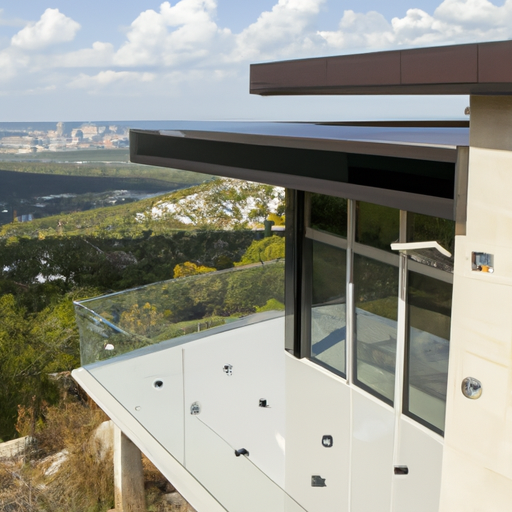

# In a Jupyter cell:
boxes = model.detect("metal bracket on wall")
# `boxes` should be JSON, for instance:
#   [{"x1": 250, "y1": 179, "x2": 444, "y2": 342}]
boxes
[{"x1": 311, "y1": 475, "x2": 326, "y2": 487}]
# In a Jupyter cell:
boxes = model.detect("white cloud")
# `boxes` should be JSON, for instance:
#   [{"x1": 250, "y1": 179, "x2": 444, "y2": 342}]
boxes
[
  {"x1": 431, "y1": 0, "x2": 512, "y2": 40},
  {"x1": 114, "y1": 0, "x2": 229, "y2": 67},
  {"x1": 11, "y1": 8, "x2": 80, "y2": 50},
  {"x1": 0, "y1": 51, "x2": 21, "y2": 82},
  {"x1": 112, "y1": 0, "x2": 326, "y2": 69},
  {"x1": 230, "y1": 0, "x2": 326, "y2": 62},
  {"x1": 318, "y1": 10, "x2": 393, "y2": 49},
  {"x1": 0, "y1": 45, "x2": 33, "y2": 83},
  {"x1": 435, "y1": 0, "x2": 506, "y2": 25},
  {"x1": 69, "y1": 70, "x2": 155, "y2": 90},
  {"x1": 54, "y1": 42, "x2": 115, "y2": 68},
  {"x1": 318, "y1": 0, "x2": 512, "y2": 50},
  {"x1": 2, "y1": 0, "x2": 512, "y2": 118}
]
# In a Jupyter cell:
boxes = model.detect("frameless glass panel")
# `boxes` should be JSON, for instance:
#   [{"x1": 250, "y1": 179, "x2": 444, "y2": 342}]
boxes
[
  {"x1": 310, "y1": 240, "x2": 347, "y2": 375},
  {"x1": 406, "y1": 271, "x2": 452, "y2": 434},
  {"x1": 310, "y1": 193, "x2": 347, "y2": 238},
  {"x1": 354, "y1": 254, "x2": 399, "y2": 404},
  {"x1": 75, "y1": 261, "x2": 285, "y2": 365},
  {"x1": 356, "y1": 202, "x2": 399, "y2": 252}
]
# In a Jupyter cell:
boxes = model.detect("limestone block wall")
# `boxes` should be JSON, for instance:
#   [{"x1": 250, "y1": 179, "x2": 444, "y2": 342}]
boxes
[{"x1": 440, "y1": 95, "x2": 512, "y2": 511}]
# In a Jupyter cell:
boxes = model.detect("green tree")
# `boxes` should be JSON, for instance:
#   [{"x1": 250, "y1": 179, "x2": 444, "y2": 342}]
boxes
[
  {"x1": 173, "y1": 261, "x2": 216, "y2": 278},
  {"x1": 236, "y1": 236, "x2": 285, "y2": 266},
  {"x1": 0, "y1": 293, "x2": 80, "y2": 441},
  {"x1": 119, "y1": 303, "x2": 163, "y2": 337}
]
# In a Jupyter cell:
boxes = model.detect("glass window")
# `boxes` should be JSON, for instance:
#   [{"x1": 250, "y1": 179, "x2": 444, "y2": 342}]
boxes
[
  {"x1": 303, "y1": 194, "x2": 454, "y2": 427},
  {"x1": 409, "y1": 212, "x2": 455, "y2": 254},
  {"x1": 405, "y1": 271, "x2": 452, "y2": 433},
  {"x1": 407, "y1": 212, "x2": 455, "y2": 273},
  {"x1": 310, "y1": 240, "x2": 346, "y2": 375},
  {"x1": 356, "y1": 202, "x2": 399, "y2": 252},
  {"x1": 353, "y1": 254, "x2": 399, "y2": 404},
  {"x1": 310, "y1": 194, "x2": 347, "y2": 238}
]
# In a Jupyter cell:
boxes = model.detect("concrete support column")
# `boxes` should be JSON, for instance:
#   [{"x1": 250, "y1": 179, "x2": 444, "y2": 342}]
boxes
[
  {"x1": 439, "y1": 95, "x2": 512, "y2": 511},
  {"x1": 113, "y1": 425, "x2": 146, "y2": 512}
]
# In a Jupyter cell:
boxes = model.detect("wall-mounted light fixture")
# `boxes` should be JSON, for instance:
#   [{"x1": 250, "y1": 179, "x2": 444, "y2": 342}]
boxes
[{"x1": 461, "y1": 377, "x2": 482, "y2": 399}]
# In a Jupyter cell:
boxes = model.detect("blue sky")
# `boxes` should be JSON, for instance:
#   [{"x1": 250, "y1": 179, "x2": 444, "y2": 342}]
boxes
[{"x1": 0, "y1": 0, "x2": 510, "y2": 122}]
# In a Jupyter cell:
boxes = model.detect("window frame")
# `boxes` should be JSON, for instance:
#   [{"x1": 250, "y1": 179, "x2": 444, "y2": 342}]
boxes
[{"x1": 287, "y1": 189, "x2": 455, "y2": 435}]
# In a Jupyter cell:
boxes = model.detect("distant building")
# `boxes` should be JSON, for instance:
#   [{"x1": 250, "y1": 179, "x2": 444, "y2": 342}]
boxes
[
  {"x1": 0, "y1": 136, "x2": 37, "y2": 148},
  {"x1": 111, "y1": 138, "x2": 129, "y2": 148},
  {"x1": 71, "y1": 129, "x2": 84, "y2": 142},
  {"x1": 80, "y1": 125, "x2": 99, "y2": 138},
  {"x1": 56, "y1": 122, "x2": 65, "y2": 137}
]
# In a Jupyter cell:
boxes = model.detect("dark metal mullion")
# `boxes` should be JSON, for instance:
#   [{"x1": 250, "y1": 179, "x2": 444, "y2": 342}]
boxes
[
  {"x1": 301, "y1": 237, "x2": 313, "y2": 359},
  {"x1": 284, "y1": 189, "x2": 307, "y2": 358},
  {"x1": 285, "y1": 189, "x2": 297, "y2": 355},
  {"x1": 299, "y1": 192, "x2": 312, "y2": 359}
]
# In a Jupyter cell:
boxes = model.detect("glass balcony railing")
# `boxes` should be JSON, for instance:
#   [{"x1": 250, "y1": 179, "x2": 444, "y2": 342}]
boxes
[{"x1": 75, "y1": 260, "x2": 285, "y2": 366}]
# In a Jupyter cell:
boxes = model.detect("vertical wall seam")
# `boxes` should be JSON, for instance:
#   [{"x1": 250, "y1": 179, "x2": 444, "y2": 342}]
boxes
[
  {"x1": 390, "y1": 212, "x2": 409, "y2": 511},
  {"x1": 476, "y1": 43, "x2": 480, "y2": 83}
]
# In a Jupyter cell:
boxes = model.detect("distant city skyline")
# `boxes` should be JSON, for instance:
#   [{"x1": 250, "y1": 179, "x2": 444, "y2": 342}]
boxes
[
  {"x1": 0, "y1": 121, "x2": 129, "y2": 154},
  {"x1": 1, "y1": 0, "x2": 510, "y2": 122}
]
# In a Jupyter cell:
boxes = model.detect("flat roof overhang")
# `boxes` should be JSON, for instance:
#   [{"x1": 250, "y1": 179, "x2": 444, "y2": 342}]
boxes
[
  {"x1": 250, "y1": 40, "x2": 512, "y2": 96},
  {"x1": 130, "y1": 122, "x2": 469, "y2": 220}
]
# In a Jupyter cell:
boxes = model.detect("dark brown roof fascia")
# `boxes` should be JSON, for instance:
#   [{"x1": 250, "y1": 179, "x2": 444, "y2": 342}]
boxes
[{"x1": 250, "y1": 40, "x2": 512, "y2": 96}]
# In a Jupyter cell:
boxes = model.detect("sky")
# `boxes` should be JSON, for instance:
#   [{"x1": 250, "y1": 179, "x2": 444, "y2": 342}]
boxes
[{"x1": 0, "y1": 0, "x2": 511, "y2": 123}]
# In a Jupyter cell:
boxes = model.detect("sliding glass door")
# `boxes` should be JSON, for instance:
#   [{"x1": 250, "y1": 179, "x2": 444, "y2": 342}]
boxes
[{"x1": 302, "y1": 193, "x2": 454, "y2": 434}]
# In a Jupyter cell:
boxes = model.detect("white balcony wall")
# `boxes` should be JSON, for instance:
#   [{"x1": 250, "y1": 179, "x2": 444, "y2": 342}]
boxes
[
  {"x1": 74, "y1": 308, "x2": 445, "y2": 511},
  {"x1": 85, "y1": 345, "x2": 186, "y2": 463},
  {"x1": 74, "y1": 316, "x2": 289, "y2": 512},
  {"x1": 284, "y1": 355, "x2": 351, "y2": 512},
  {"x1": 183, "y1": 318, "x2": 286, "y2": 487},
  {"x1": 393, "y1": 417, "x2": 443, "y2": 512}
]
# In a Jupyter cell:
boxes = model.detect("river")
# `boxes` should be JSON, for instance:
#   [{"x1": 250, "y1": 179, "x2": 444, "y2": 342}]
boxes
[{"x1": 0, "y1": 168, "x2": 179, "y2": 226}]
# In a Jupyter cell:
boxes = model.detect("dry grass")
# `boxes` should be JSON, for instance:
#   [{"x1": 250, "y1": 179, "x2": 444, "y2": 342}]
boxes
[
  {"x1": 0, "y1": 460, "x2": 39, "y2": 512},
  {"x1": 1, "y1": 399, "x2": 113, "y2": 512},
  {"x1": 1, "y1": 394, "x2": 193, "y2": 512}
]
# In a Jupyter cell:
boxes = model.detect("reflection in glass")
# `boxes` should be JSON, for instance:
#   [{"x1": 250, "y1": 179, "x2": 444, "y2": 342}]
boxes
[
  {"x1": 406, "y1": 271, "x2": 452, "y2": 433},
  {"x1": 408, "y1": 212, "x2": 455, "y2": 273},
  {"x1": 354, "y1": 254, "x2": 399, "y2": 404},
  {"x1": 410, "y1": 212, "x2": 455, "y2": 254},
  {"x1": 356, "y1": 202, "x2": 399, "y2": 252},
  {"x1": 75, "y1": 261, "x2": 285, "y2": 365},
  {"x1": 310, "y1": 194, "x2": 347, "y2": 238},
  {"x1": 310, "y1": 240, "x2": 346, "y2": 375}
]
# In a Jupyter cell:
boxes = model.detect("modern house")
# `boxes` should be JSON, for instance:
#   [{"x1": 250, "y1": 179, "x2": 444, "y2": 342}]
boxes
[{"x1": 72, "y1": 40, "x2": 512, "y2": 512}]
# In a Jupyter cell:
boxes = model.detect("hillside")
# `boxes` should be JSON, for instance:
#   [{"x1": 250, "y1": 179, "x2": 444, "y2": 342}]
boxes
[
  {"x1": 137, "y1": 178, "x2": 284, "y2": 230},
  {"x1": 0, "y1": 178, "x2": 285, "y2": 239},
  {"x1": 0, "y1": 176, "x2": 286, "y2": 441}
]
